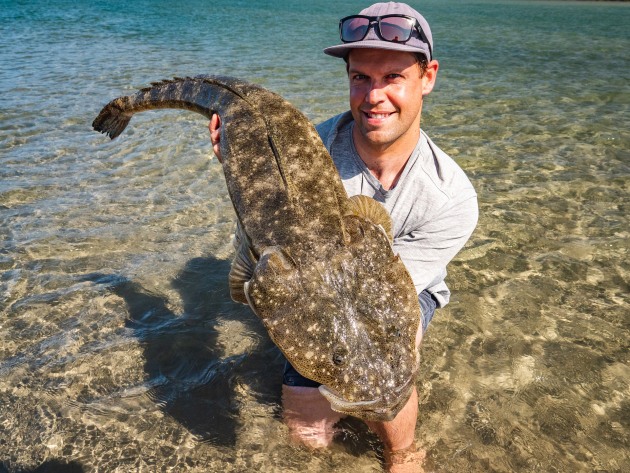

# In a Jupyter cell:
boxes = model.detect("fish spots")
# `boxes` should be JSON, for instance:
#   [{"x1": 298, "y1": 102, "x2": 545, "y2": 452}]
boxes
[
  {"x1": 225, "y1": 82, "x2": 419, "y2": 419},
  {"x1": 96, "y1": 74, "x2": 420, "y2": 420}
]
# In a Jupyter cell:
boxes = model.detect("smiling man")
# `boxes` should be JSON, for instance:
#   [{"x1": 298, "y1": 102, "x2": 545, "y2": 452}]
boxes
[
  {"x1": 281, "y1": 2, "x2": 478, "y2": 472},
  {"x1": 210, "y1": 2, "x2": 478, "y2": 471}
]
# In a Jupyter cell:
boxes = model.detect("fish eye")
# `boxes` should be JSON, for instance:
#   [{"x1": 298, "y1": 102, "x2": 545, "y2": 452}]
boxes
[
  {"x1": 332, "y1": 346, "x2": 348, "y2": 366},
  {"x1": 387, "y1": 326, "x2": 402, "y2": 338}
]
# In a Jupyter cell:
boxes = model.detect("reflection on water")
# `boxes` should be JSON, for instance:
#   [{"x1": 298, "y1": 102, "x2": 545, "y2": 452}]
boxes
[{"x1": 1, "y1": 0, "x2": 629, "y2": 471}]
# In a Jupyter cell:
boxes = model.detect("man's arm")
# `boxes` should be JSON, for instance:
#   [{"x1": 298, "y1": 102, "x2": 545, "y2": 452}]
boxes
[{"x1": 394, "y1": 188, "x2": 478, "y2": 306}]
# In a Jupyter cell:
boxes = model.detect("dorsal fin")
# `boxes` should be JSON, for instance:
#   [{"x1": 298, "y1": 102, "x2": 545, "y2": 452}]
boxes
[
  {"x1": 345, "y1": 195, "x2": 393, "y2": 241},
  {"x1": 229, "y1": 226, "x2": 258, "y2": 304}
]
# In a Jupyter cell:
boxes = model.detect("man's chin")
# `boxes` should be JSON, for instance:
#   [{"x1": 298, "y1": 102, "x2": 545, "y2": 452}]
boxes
[{"x1": 358, "y1": 127, "x2": 396, "y2": 147}]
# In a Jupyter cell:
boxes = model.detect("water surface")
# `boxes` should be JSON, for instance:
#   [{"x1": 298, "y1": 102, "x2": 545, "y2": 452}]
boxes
[{"x1": 1, "y1": 0, "x2": 629, "y2": 471}]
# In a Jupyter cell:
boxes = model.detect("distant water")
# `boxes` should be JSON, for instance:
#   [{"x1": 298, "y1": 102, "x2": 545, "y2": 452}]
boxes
[{"x1": 1, "y1": 0, "x2": 629, "y2": 472}]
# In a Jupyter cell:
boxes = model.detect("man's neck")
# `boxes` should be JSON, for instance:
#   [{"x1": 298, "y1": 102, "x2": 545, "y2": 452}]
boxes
[{"x1": 352, "y1": 127, "x2": 421, "y2": 191}]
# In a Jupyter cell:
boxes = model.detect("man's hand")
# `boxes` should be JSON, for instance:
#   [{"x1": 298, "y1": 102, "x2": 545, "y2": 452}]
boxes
[{"x1": 209, "y1": 114, "x2": 223, "y2": 163}]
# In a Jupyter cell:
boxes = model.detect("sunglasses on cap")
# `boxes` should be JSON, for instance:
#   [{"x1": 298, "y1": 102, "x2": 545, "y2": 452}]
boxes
[{"x1": 339, "y1": 14, "x2": 432, "y2": 60}]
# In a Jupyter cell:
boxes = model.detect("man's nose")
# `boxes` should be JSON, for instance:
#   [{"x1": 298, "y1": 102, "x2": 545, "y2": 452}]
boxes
[{"x1": 365, "y1": 82, "x2": 386, "y2": 104}]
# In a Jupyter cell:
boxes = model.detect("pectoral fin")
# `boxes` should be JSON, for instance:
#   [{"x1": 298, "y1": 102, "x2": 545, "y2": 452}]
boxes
[
  {"x1": 245, "y1": 246, "x2": 299, "y2": 321},
  {"x1": 345, "y1": 195, "x2": 393, "y2": 241},
  {"x1": 229, "y1": 226, "x2": 257, "y2": 304}
]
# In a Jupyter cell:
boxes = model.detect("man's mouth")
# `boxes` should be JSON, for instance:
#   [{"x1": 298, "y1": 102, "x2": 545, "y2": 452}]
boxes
[{"x1": 364, "y1": 111, "x2": 392, "y2": 120}]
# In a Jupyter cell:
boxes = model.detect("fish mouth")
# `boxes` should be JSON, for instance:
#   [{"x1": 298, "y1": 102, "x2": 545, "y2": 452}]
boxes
[{"x1": 318, "y1": 378, "x2": 414, "y2": 422}]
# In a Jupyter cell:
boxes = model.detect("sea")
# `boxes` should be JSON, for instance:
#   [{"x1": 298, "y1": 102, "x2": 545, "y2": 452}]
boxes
[{"x1": 1, "y1": 0, "x2": 628, "y2": 471}]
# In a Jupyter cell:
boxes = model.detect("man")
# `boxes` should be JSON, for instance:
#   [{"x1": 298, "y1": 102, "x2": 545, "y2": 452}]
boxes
[{"x1": 210, "y1": 3, "x2": 478, "y2": 471}]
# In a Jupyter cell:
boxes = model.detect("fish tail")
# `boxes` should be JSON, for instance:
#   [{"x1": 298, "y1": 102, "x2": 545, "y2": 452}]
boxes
[{"x1": 92, "y1": 100, "x2": 132, "y2": 140}]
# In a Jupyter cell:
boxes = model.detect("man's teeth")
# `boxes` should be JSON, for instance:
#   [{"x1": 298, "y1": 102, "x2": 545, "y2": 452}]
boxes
[{"x1": 367, "y1": 112, "x2": 389, "y2": 118}]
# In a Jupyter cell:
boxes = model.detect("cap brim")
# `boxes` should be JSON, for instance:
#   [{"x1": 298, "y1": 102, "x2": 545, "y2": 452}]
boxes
[{"x1": 324, "y1": 40, "x2": 430, "y2": 60}]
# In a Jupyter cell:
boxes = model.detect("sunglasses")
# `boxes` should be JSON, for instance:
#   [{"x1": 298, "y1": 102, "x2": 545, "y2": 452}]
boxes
[{"x1": 339, "y1": 14, "x2": 432, "y2": 59}]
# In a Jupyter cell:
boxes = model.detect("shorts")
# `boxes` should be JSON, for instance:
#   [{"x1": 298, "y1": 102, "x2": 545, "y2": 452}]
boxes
[{"x1": 282, "y1": 289, "x2": 438, "y2": 387}]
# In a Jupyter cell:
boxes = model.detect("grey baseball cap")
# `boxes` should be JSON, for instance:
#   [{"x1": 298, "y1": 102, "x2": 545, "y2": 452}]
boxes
[{"x1": 324, "y1": 2, "x2": 433, "y2": 61}]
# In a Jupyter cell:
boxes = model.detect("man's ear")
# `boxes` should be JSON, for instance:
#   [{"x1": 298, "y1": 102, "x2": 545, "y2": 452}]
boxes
[{"x1": 421, "y1": 60, "x2": 439, "y2": 96}]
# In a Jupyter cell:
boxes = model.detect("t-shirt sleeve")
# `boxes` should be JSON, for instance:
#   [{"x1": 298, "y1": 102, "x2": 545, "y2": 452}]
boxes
[{"x1": 392, "y1": 186, "x2": 478, "y2": 306}]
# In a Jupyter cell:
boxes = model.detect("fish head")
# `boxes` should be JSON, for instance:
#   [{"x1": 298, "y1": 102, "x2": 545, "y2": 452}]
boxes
[{"x1": 245, "y1": 216, "x2": 421, "y2": 422}]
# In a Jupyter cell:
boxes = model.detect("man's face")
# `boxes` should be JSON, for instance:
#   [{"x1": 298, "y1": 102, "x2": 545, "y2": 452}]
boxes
[{"x1": 347, "y1": 48, "x2": 436, "y2": 152}]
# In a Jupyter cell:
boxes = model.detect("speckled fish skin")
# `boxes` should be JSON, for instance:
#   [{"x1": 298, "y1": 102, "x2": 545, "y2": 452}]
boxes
[{"x1": 93, "y1": 76, "x2": 421, "y2": 421}]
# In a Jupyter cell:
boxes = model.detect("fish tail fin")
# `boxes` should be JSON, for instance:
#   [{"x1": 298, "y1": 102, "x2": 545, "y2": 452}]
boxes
[{"x1": 92, "y1": 101, "x2": 132, "y2": 140}]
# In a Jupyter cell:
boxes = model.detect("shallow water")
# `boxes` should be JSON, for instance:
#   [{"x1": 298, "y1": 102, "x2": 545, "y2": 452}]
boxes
[{"x1": 1, "y1": 0, "x2": 629, "y2": 471}]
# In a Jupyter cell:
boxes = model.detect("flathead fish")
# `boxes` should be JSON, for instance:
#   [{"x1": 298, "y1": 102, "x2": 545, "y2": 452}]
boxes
[{"x1": 93, "y1": 75, "x2": 421, "y2": 421}]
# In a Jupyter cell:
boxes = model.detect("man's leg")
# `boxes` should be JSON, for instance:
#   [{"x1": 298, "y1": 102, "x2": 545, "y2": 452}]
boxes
[
  {"x1": 281, "y1": 360, "x2": 344, "y2": 448},
  {"x1": 282, "y1": 385, "x2": 344, "y2": 448},
  {"x1": 365, "y1": 387, "x2": 426, "y2": 472},
  {"x1": 366, "y1": 291, "x2": 437, "y2": 472},
  {"x1": 366, "y1": 297, "x2": 426, "y2": 473}
]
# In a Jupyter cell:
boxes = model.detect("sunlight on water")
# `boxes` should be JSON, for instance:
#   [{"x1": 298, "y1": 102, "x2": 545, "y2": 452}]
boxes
[{"x1": 1, "y1": 0, "x2": 628, "y2": 472}]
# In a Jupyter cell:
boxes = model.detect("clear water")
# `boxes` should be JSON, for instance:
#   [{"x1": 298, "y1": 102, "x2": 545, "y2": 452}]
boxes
[{"x1": 1, "y1": 0, "x2": 628, "y2": 471}]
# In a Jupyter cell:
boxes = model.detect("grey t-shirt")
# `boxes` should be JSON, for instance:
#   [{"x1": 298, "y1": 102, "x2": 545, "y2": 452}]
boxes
[{"x1": 317, "y1": 111, "x2": 478, "y2": 307}]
